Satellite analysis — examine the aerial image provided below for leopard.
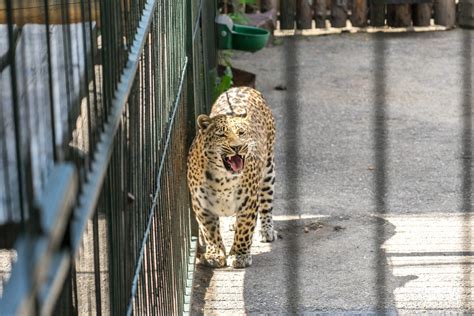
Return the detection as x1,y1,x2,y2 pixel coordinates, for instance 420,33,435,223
187,86,278,269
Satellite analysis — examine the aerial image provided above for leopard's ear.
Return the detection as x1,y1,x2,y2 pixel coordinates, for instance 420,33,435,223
197,114,212,131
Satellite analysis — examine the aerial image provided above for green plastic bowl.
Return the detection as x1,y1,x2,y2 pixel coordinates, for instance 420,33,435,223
231,24,269,52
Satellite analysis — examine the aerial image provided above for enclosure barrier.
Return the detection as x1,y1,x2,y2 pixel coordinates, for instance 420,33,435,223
232,0,457,30
0,0,216,314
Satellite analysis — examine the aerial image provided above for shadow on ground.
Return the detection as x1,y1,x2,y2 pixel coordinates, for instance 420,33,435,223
242,216,416,314
191,215,416,314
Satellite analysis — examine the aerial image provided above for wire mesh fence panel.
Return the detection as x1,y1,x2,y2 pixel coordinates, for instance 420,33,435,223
0,0,214,314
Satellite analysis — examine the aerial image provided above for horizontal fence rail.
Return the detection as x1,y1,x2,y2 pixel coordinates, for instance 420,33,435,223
0,0,215,314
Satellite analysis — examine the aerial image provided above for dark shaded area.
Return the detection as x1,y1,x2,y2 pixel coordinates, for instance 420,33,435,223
241,215,405,313
190,266,214,315
373,32,389,312
283,37,301,314
0,222,20,249
461,29,473,309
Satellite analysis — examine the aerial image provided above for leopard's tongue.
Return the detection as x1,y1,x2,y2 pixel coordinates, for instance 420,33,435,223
227,155,243,172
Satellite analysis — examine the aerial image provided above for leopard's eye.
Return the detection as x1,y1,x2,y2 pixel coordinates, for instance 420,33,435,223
237,130,245,136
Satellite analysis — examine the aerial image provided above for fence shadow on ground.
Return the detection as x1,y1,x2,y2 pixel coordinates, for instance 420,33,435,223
190,265,214,314
281,36,301,314
461,28,473,309
242,216,415,313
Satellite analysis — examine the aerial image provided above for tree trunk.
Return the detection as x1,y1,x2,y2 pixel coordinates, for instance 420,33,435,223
280,0,296,29
412,3,432,27
296,0,313,29
370,0,386,26
314,0,328,28
434,0,456,27
387,4,412,27
351,0,368,27
331,0,348,28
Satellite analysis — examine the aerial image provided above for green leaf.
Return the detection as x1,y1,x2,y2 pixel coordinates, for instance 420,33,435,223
229,12,250,25
213,67,234,101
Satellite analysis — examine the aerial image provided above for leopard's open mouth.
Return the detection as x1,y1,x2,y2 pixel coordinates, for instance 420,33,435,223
222,155,245,173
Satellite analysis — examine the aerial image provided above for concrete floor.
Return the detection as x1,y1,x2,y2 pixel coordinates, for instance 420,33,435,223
191,28,474,314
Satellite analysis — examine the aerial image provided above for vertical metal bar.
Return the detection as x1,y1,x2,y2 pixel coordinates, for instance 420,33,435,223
79,0,94,171
186,0,199,237
92,207,102,315
42,0,59,162
5,0,25,224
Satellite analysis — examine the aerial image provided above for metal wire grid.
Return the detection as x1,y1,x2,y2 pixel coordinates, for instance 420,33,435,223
0,0,214,314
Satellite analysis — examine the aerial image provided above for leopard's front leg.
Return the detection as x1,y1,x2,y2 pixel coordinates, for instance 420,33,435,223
193,204,226,268
227,197,258,268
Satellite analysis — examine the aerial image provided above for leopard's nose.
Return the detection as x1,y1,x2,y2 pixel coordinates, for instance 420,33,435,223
231,145,241,153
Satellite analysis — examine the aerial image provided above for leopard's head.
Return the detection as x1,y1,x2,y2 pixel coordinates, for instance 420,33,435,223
197,114,250,174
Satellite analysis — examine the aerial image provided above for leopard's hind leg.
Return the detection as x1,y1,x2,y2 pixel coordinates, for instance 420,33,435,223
258,156,278,242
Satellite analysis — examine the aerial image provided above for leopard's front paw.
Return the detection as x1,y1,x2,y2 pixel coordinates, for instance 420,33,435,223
259,228,278,242
227,254,252,268
198,252,227,268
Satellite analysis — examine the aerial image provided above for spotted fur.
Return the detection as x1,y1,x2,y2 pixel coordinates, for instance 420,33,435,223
187,87,277,268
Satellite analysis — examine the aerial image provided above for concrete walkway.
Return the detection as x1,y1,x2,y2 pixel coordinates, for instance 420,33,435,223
191,29,473,314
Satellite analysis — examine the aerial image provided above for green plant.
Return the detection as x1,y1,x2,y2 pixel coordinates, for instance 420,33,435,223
224,0,257,25
228,12,250,24
238,0,257,9
214,65,233,102
213,49,234,101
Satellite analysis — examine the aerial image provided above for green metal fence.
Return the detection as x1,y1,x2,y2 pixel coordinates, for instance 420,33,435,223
0,0,215,314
